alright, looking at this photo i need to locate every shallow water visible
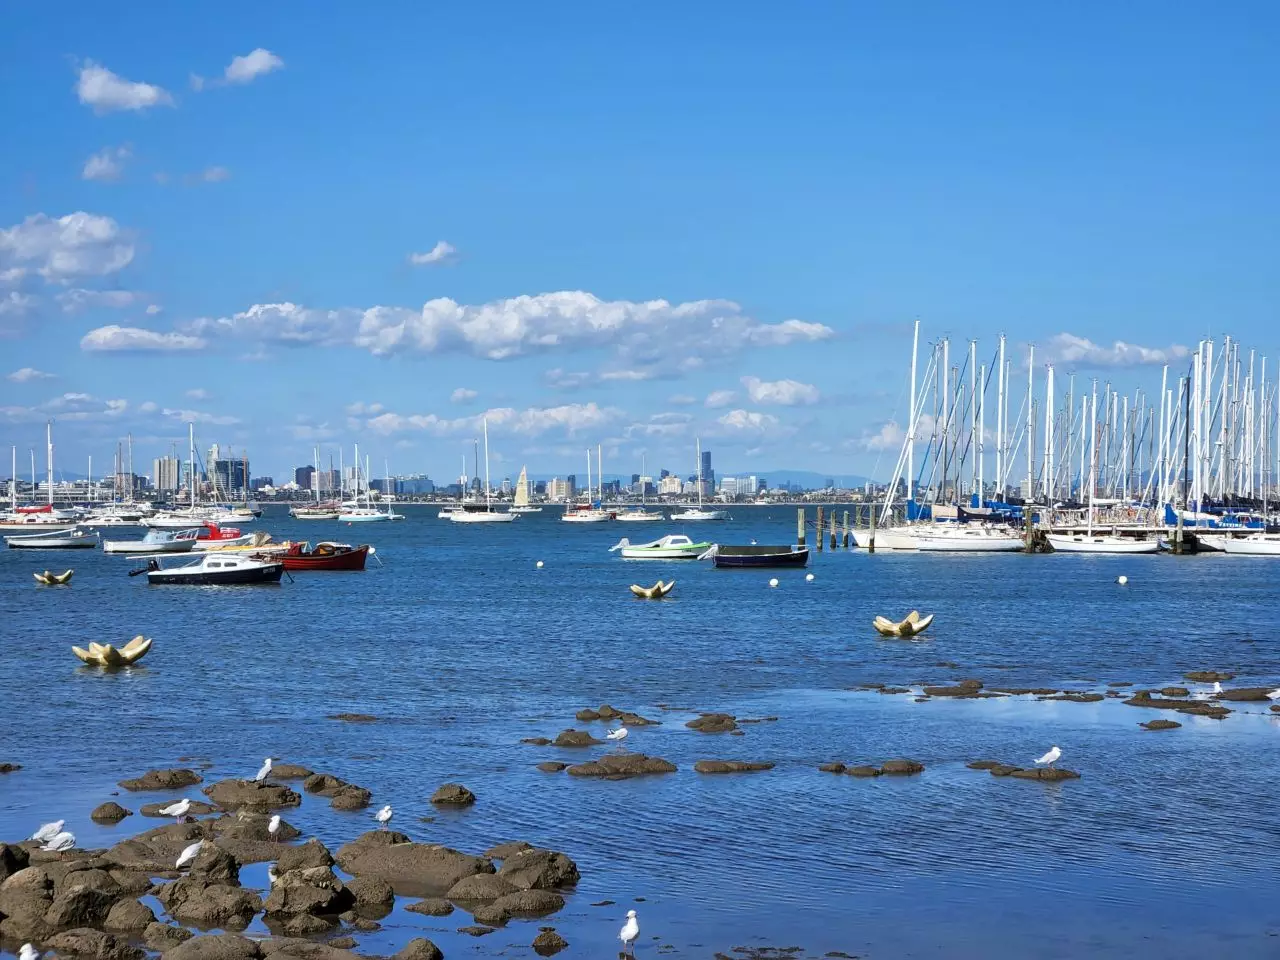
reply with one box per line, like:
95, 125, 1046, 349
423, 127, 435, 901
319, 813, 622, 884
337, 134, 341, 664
3, 506, 1280, 958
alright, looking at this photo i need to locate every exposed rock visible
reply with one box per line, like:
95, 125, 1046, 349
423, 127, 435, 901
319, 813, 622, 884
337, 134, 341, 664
44, 885, 116, 930
879, 759, 925, 775
845, 766, 882, 778
334, 830, 493, 894
582, 704, 660, 726
163, 933, 263, 960
458, 925, 496, 936
264, 866, 353, 922
190, 843, 241, 884
140, 800, 218, 818
876, 687, 911, 695
0, 842, 31, 882
271, 763, 315, 779
344, 875, 395, 915
1160, 686, 1191, 697
327, 937, 356, 950
155, 877, 262, 928
46, 928, 145, 960
276, 839, 336, 873
533, 929, 569, 956
118, 768, 202, 791
1184, 671, 1235, 682
566, 754, 676, 779
104, 897, 156, 931
405, 897, 454, 916
446, 873, 518, 900
1176, 702, 1233, 718
693, 760, 774, 774
922, 679, 985, 698
686, 713, 738, 733
431, 783, 476, 806
0, 762, 20, 773
965, 760, 1003, 770
552, 728, 602, 747
1217, 687, 1275, 702
303, 774, 347, 795
469, 903, 509, 927
986, 764, 1022, 777
1123, 691, 1231, 719
496, 848, 580, 890
91, 802, 133, 824
1009, 767, 1082, 781
260, 939, 364, 960
50, 866, 123, 898
206, 813, 303, 864
576, 708, 602, 721
536, 762, 567, 773
818, 762, 846, 774
484, 841, 533, 860
326, 713, 378, 723
1041, 693, 1105, 703
394, 938, 444, 960
1272, 705, 1280, 714
329, 785, 372, 811
143, 921, 193, 951
521, 737, 552, 746
993, 687, 1060, 696
1142, 719, 1182, 730
1107, 681, 1132, 688
274, 914, 334, 936
204, 778, 302, 811
491, 889, 565, 917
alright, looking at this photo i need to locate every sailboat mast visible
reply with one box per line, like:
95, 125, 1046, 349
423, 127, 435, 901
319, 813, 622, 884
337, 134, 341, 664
1044, 364, 1054, 502
188, 422, 196, 510
1025, 345, 1034, 500
597, 444, 602, 505
696, 438, 703, 508
1088, 383, 1098, 537
314, 446, 321, 503
996, 335, 1006, 497
483, 419, 492, 507
585, 449, 592, 505
127, 432, 133, 503
46, 420, 53, 506
906, 320, 919, 509
977, 364, 985, 501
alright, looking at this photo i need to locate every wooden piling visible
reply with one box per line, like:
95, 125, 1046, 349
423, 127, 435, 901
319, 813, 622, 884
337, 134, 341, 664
842, 510, 850, 548
1174, 509, 1185, 555
868, 506, 876, 553
829, 509, 837, 549
1024, 505, 1035, 553
796, 508, 806, 547
816, 506, 824, 551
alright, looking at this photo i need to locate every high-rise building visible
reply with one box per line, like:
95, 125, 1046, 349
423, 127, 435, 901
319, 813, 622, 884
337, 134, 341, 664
547, 477, 576, 501
660, 468, 670, 479
295, 465, 315, 490
153, 456, 181, 493
251, 477, 273, 491
659, 475, 683, 496
501, 477, 513, 495
701, 449, 713, 486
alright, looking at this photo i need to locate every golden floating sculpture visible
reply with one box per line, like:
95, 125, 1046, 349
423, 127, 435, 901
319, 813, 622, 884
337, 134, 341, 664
630, 580, 675, 599
34, 570, 74, 585
873, 610, 934, 637
72, 636, 152, 668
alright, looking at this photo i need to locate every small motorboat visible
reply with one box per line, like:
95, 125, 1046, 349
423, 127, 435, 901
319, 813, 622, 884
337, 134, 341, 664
280, 541, 371, 571
630, 580, 675, 599
141, 553, 284, 585
873, 611, 934, 637
614, 508, 664, 522
104, 527, 201, 554
5, 529, 98, 550
34, 569, 74, 585
72, 636, 152, 667
192, 523, 255, 551
700, 544, 810, 568
610, 534, 710, 559
449, 502, 516, 523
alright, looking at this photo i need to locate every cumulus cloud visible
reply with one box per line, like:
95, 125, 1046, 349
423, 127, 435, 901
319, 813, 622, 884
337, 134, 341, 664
145, 304, 162, 315
57, 288, 139, 312
741, 375, 820, 406
450, 387, 478, 403
1040, 333, 1190, 368
860, 420, 904, 452
408, 241, 456, 266
716, 409, 782, 433
544, 368, 593, 390
224, 48, 284, 85
160, 407, 240, 426
362, 402, 624, 439
181, 291, 833, 376
704, 390, 737, 408
344, 401, 385, 416
82, 146, 131, 182
599, 369, 653, 382
80, 325, 207, 353
185, 388, 210, 400
624, 412, 693, 439
0, 212, 135, 284
76, 61, 173, 114
0, 291, 36, 319
7, 367, 54, 383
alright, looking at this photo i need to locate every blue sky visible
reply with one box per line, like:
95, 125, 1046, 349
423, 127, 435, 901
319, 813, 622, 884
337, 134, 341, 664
2, 2, 1277, 485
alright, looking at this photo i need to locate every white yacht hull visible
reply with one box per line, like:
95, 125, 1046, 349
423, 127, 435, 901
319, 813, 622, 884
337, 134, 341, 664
1222, 536, 1280, 556
449, 511, 516, 523
1046, 534, 1159, 554
616, 511, 664, 522
669, 510, 731, 521
914, 532, 1024, 552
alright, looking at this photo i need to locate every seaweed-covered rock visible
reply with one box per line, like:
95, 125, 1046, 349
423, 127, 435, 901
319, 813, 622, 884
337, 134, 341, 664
1123, 691, 1231, 719
394, 939, 444, 960
44, 885, 116, 930
1141, 719, 1182, 730
446, 873, 517, 900
263, 866, 353, 921
303, 774, 347, 795
154, 877, 262, 928
1184, 670, 1235, 682
685, 713, 738, 733
271, 763, 315, 780
329, 785, 372, 811
118, 768, 202, 791
552, 729, 602, 747
405, 897, 454, 916
1159, 686, 1191, 698
536, 762, 567, 773
965, 760, 1003, 770
91, 802, 133, 824
143, 921, 194, 951
1041, 693, 1105, 703
521, 737, 552, 746
164, 933, 262, 960
431, 783, 476, 806
276, 839, 335, 873
344, 875, 394, 915
845, 765, 882, 778
203, 779, 302, 811
818, 762, 846, 774
986, 764, 1022, 777
880, 759, 925, 775
334, 831, 493, 894
190, 843, 241, 884
693, 760, 774, 774
1216, 687, 1275, 702
496, 849, 580, 891
0, 842, 31, 882
326, 713, 378, 723
533, 930, 569, 956
565, 754, 676, 779
140, 800, 218, 818
922, 679, 985, 698
1009, 767, 1081, 782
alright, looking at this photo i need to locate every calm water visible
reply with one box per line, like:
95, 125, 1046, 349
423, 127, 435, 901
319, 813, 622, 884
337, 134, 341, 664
3, 505, 1280, 959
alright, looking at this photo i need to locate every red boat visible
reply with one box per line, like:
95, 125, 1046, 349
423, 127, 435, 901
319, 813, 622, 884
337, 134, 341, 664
198, 523, 243, 541
280, 541, 371, 571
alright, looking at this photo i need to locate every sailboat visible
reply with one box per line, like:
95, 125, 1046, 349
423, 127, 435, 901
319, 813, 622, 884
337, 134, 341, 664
450, 418, 516, 522
670, 438, 731, 521
293, 446, 341, 519
339, 447, 395, 522
616, 453, 663, 522
562, 445, 613, 522
510, 466, 542, 513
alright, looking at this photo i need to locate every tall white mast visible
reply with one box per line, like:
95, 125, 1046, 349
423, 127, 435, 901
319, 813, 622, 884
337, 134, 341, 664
188, 421, 196, 510
1088, 384, 1098, 536
597, 444, 603, 504
46, 420, 53, 506
313, 446, 321, 503
969, 339, 977, 498
483, 418, 492, 507
977, 363, 985, 501
1044, 364, 1054, 502
906, 320, 919, 508
1026, 345, 1034, 499
585, 449, 592, 505
1158, 365, 1169, 504
127, 432, 133, 504
941, 337, 950, 500
995, 335, 1006, 495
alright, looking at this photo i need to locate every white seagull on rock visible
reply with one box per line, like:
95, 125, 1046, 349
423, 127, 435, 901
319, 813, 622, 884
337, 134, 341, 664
268, 814, 281, 840
159, 798, 192, 823
606, 726, 629, 747
41, 831, 76, 852
1034, 746, 1062, 768
253, 757, 273, 783
176, 839, 204, 869
19, 944, 39, 960
30, 820, 64, 843
1212, 681, 1223, 696
375, 804, 393, 828
620, 909, 640, 955
1267, 687, 1280, 701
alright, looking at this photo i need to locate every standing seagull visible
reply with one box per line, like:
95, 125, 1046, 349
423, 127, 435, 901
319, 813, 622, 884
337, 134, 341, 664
159, 798, 192, 823
1266, 687, 1280, 701
619, 909, 640, 956
375, 804, 393, 828
267, 814, 281, 841
30, 820, 64, 843
606, 726, 629, 750
1212, 681, 1223, 696
176, 839, 204, 869
1034, 746, 1062, 768
253, 757, 273, 783
19, 945, 39, 960
41, 831, 76, 852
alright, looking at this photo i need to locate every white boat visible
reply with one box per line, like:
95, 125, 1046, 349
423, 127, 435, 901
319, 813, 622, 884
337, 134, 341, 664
5, 528, 98, 549
104, 527, 201, 554
192, 532, 258, 551
615, 508, 664, 522
338, 508, 395, 523
1046, 533, 1159, 554
669, 438, 730, 520
290, 506, 341, 520
450, 418, 516, 523
143, 552, 283, 585
1222, 534, 1280, 556
510, 466, 542, 513
437, 504, 462, 519
913, 525, 1024, 552
80, 514, 143, 527
561, 445, 613, 523
609, 534, 711, 559
0, 514, 78, 533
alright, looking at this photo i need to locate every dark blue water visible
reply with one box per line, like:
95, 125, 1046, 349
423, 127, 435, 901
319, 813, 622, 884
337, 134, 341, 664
3, 506, 1280, 958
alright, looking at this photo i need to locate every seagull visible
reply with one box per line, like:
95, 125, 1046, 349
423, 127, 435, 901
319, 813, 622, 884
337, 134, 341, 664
267, 814, 281, 841
176, 839, 204, 869
19, 945, 39, 960
1034, 746, 1062, 768
40, 831, 76, 852
606, 726, 629, 750
253, 757, 273, 783
620, 909, 640, 956
30, 820, 64, 843
1267, 688, 1280, 701
158, 798, 192, 823
1212, 681, 1223, 696
375, 804, 393, 828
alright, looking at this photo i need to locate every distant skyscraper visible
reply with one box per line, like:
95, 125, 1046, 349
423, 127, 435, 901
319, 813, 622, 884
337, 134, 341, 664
660, 468, 670, 479
295, 465, 315, 490
701, 449, 713, 486
153, 456, 181, 493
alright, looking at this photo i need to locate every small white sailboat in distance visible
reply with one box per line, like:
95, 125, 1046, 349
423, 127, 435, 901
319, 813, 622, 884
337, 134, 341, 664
616, 453, 663, 522
562, 445, 613, 522
451, 418, 516, 522
670, 438, 730, 521
509, 466, 542, 513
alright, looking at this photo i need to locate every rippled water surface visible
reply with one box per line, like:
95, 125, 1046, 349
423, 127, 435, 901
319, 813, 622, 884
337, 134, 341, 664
3, 506, 1280, 958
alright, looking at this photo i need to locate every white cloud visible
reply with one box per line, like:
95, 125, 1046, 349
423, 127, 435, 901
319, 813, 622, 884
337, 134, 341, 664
0, 212, 135, 284
860, 420, 904, 452
624, 412, 692, 439
80, 325, 207, 353
544, 368, 593, 390
160, 407, 240, 426
224, 49, 284, 85
716, 409, 781, 433
741, 375, 820, 406
1040, 333, 1191, 368
82, 146, 131, 182
7, 367, 54, 383
138, 400, 158, 413
42, 392, 129, 421
185, 388, 210, 400
363, 402, 624, 439
344, 401, 385, 416
450, 387, 478, 403
189, 73, 205, 92
0, 267, 27, 286
408, 241, 456, 266
57, 288, 139, 312
599, 369, 653, 382
76, 61, 173, 114
705, 390, 737, 408
0, 291, 36, 318
198, 166, 231, 183
145, 304, 162, 315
